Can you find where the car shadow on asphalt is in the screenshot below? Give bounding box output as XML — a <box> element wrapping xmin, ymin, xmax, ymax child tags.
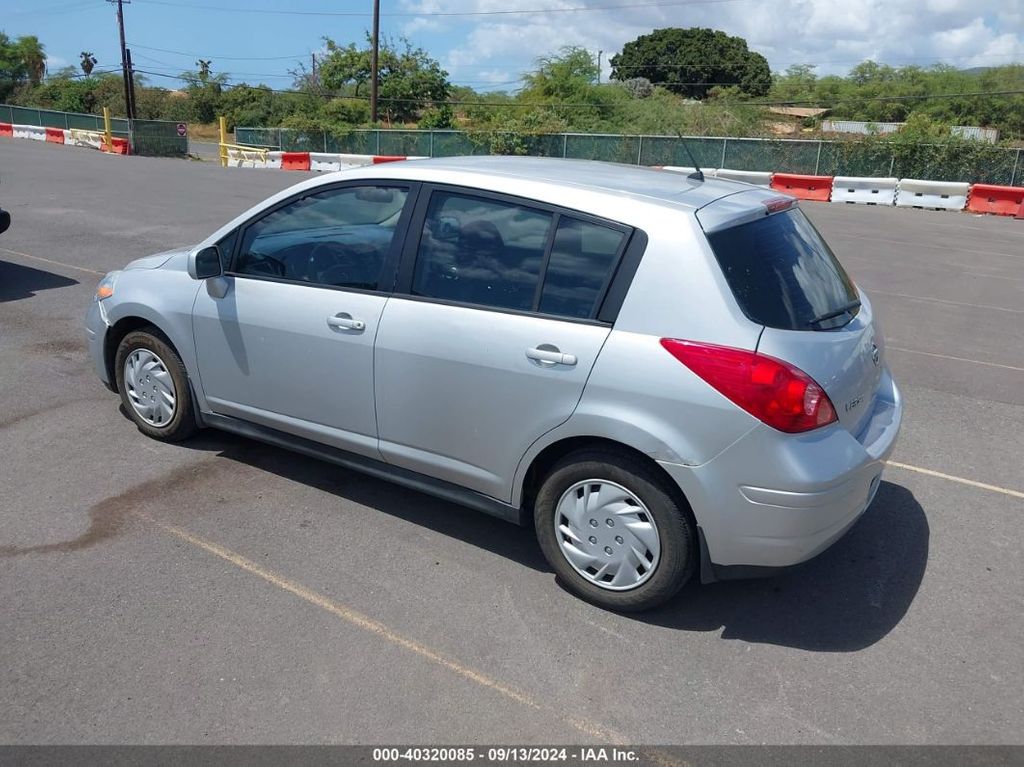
<box><xmin>179</xmin><ymin>429</ymin><xmax>552</xmax><ymax>573</ymax></box>
<box><xmin>175</xmin><ymin>426</ymin><xmax>928</xmax><ymax>652</ymax></box>
<box><xmin>0</xmin><ymin>259</ymin><xmax>79</xmax><ymax>302</ymax></box>
<box><xmin>638</xmin><ymin>481</ymin><xmax>929</xmax><ymax>651</ymax></box>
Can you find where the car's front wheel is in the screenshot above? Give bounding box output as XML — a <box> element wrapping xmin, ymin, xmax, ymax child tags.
<box><xmin>534</xmin><ymin>448</ymin><xmax>696</xmax><ymax>612</ymax></box>
<box><xmin>114</xmin><ymin>327</ymin><xmax>197</xmax><ymax>442</ymax></box>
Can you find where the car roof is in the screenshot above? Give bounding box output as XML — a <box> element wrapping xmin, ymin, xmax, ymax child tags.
<box><xmin>334</xmin><ymin>155</ymin><xmax>754</xmax><ymax>212</ymax></box>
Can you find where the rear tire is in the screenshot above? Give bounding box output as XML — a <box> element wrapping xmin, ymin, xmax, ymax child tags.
<box><xmin>114</xmin><ymin>327</ymin><xmax>197</xmax><ymax>442</ymax></box>
<box><xmin>534</xmin><ymin>447</ymin><xmax>696</xmax><ymax>612</ymax></box>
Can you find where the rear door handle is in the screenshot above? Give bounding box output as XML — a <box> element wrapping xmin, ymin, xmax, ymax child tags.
<box><xmin>326</xmin><ymin>313</ymin><xmax>365</xmax><ymax>332</ymax></box>
<box><xmin>526</xmin><ymin>346</ymin><xmax>577</xmax><ymax>366</ymax></box>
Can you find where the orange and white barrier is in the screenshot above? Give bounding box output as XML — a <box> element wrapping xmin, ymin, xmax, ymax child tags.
<box><xmin>226</xmin><ymin>148</ymin><xmax>424</xmax><ymax>172</ymax></box>
<box><xmin>2</xmin><ymin>122</ymin><xmax>127</xmax><ymax>154</ymax></box>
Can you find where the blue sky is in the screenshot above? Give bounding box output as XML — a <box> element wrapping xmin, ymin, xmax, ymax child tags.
<box><xmin>5</xmin><ymin>0</ymin><xmax>1024</xmax><ymax>92</ymax></box>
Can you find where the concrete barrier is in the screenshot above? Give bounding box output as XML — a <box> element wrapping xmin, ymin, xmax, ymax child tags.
<box><xmin>771</xmin><ymin>173</ymin><xmax>833</xmax><ymax>202</ymax></box>
<box><xmin>226</xmin><ymin>146</ymin><xmax>269</xmax><ymax>168</ymax></box>
<box><xmin>966</xmin><ymin>184</ymin><xmax>1024</xmax><ymax>216</ymax></box>
<box><xmin>658</xmin><ymin>166</ymin><xmax>718</xmax><ymax>177</ymax></box>
<box><xmin>712</xmin><ymin>169</ymin><xmax>772</xmax><ymax>187</ymax></box>
<box><xmin>831</xmin><ymin>176</ymin><xmax>898</xmax><ymax>205</ymax></box>
<box><xmin>281</xmin><ymin>151</ymin><xmax>311</xmax><ymax>171</ymax></box>
<box><xmin>310</xmin><ymin>152</ymin><xmax>342</xmax><ymax>173</ymax></box>
<box><xmin>896</xmin><ymin>179</ymin><xmax>969</xmax><ymax>211</ymax></box>
<box><xmin>13</xmin><ymin>124</ymin><xmax>47</xmax><ymax>141</ymax></box>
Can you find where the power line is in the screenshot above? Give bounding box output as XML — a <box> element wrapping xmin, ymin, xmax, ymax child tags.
<box><xmin>131</xmin><ymin>0</ymin><xmax>748</xmax><ymax>18</ymax></box>
<box><xmin>128</xmin><ymin>43</ymin><xmax>310</xmax><ymax>61</ymax></box>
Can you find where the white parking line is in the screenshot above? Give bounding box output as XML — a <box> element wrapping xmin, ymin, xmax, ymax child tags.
<box><xmin>865</xmin><ymin>289</ymin><xmax>1023</xmax><ymax>315</ymax></box>
<box><xmin>887</xmin><ymin>346</ymin><xmax>1024</xmax><ymax>372</ymax></box>
<box><xmin>887</xmin><ymin>462</ymin><xmax>1024</xmax><ymax>500</ymax></box>
<box><xmin>0</xmin><ymin>246</ymin><xmax>104</xmax><ymax>277</ymax></box>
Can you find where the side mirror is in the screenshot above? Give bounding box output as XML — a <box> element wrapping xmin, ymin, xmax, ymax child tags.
<box><xmin>189</xmin><ymin>245</ymin><xmax>223</xmax><ymax>279</ymax></box>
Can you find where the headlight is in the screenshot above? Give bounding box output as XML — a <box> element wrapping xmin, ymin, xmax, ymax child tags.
<box><xmin>95</xmin><ymin>271</ymin><xmax>120</xmax><ymax>300</ymax></box>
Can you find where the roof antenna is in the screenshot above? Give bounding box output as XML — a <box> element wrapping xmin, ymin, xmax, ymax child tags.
<box><xmin>675</xmin><ymin>132</ymin><xmax>705</xmax><ymax>182</ymax></box>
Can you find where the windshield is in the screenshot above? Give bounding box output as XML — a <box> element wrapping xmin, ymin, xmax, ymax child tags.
<box><xmin>705</xmin><ymin>208</ymin><xmax>859</xmax><ymax>331</ymax></box>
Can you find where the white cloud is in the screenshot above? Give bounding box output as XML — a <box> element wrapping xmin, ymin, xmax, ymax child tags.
<box><xmin>395</xmin><ymin>0</ymin><xmax>1024</xmax><ymax>87</ymax></box>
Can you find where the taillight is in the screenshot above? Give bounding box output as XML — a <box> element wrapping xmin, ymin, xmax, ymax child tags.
<box><xmin>660</xmin><ymin>339</ymin><xmax>837</xmax><ymax>433</ymax></box>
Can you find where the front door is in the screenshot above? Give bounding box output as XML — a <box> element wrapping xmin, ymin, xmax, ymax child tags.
<box><xmin>192</xmin><ymin>182</ymin><xmax>414</xmax><ymax>458</ymax></box>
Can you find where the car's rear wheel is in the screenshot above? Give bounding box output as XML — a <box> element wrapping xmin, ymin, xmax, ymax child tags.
<box><xmin>114</xmin><ymin>328</ymin><xmax>197</xmax><ymax>442</ymax></box>
<box><xmin>534</xmin><ymin>448</ymin><xmax>696</xmax><ymax>612</ymax></box>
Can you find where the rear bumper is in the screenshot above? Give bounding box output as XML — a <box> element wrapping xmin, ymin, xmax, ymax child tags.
<box><xmin>662</xmin><ymin>368</ymin><xmax>902</xmax><ymax>580</ymax></box>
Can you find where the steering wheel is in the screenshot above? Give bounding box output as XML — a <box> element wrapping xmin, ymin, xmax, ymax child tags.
<box><xmin>309</xmin><ymin>241</ymin><xmax>379</xmax><ymax>288</ymax></box>
<box><xmin>241</xmin><ymin>250</ymin><xmax>286</xmax><ymax>277</ymax></box>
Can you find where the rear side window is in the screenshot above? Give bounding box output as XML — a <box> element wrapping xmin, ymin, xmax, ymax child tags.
<box><xmin>539</xmin><ymin>218</ymin><xmax>626</xmax><ymax>319</ymax></box>
<box><xmin>412</xmin><ymin>191</ymin><xmax>553</xmax><ymax>312</ymax></box>
<box><xmin>705</xmin><ymin>208</ymin><xmax>858</xmax><ymax>331</ymax></box>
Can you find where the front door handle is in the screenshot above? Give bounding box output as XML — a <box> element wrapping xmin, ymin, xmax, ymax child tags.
<box><xmin>526</xmin><ymin>346</ymin><xmax>577</xmax><ymax>367</ymax></box>
<box><xmin>326</xmin><ymin>313</ymin><xmax>365</xmax><ymax>332</ymax></box>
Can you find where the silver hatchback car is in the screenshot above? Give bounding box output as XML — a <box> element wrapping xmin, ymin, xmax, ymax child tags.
<box><xmin>87</xmin><ymin>156</ymin><xmax>901</xmax><ymax>611</ymax></box>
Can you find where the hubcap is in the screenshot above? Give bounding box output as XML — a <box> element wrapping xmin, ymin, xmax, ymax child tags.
<box><xmin>553</xmin><ymin>479</ymin><xmax>661</xmax><ymax>591</ymax></box>
<box><xmin>124</xmin><ymin>349</ymin><xmax>176</xmax><ymax>427</ymax></box>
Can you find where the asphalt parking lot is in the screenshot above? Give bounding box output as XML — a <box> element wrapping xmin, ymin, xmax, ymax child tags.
<box><xmin>1</xmin><ymin>138</ymin><xmax>1022</xmax><ymax>745</ymax></box>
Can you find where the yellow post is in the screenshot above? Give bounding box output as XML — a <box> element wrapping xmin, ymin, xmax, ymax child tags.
<box><xmin>102</xmin><ymin>107</ymin><xmax>113</xmax><ymax>152</ymax></box>
<box><xmin>219</xmin><ymin>116</ymin><xmax>228</xmax><ymax>167</ymax></box>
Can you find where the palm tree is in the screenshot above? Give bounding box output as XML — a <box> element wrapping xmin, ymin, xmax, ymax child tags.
<box><xmin>80</xmin><ymin>51</ymin><xmax>97</xmax><ymax>76</ymax></box>
<box><xmin>196</xmin><ymin>59</ymin><xmax>212</xmax><ymax>82</ymax></box>
<box><xmin>16</xmin><ymin>36</ymin><xmax>46</xmax><ymax>85</ymax></box>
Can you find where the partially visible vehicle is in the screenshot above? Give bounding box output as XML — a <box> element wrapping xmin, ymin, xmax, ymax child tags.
<box><xmin>0</xmin><ymin>173</ymin><xmax>9</xmax><ymax>235</ymax></box>
<box><xmin>86</xmin><ymin>157</ymin><xmax>901</xmax><ymax>611</ymax></box>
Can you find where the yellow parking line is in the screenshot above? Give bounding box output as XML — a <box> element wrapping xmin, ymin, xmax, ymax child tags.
<box><xmin>137</xmin><ymin>511</ymin><xmax>629</xmax><ymax>745</ymax></box>
<box><xmin>0</xmin><ymin>246</ymin><xmax>104</xmax><ymax>277</ymax></box>
<box><xmin>887</xmin><ymin>346</ymin><xmax>1024</xmax><ymax>372</ymax></box>
<box><xmin>887</xmin><ymin>461</ymin><xmax>1024</xmax><ymax>500</ymax></box>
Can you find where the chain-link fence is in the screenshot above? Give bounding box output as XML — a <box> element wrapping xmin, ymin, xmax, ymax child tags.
<box><xmin>1</xmin><ymin>104</ymin><xmax>130</xmax><ymax>136</ymax></box>
<box><xmin>235</xmin><ymin>127</ymin><xmax>1024</xmax><ymax>185</ymax></box>
<box><xmin>130</xmin><ymin>119</ymin><xmax>188</xmax><ymax>157</ymax></box>
<box><xmin>1</xmin><ymin>104</ymin><xmax>188</xmax><ymax>157</ymax></box>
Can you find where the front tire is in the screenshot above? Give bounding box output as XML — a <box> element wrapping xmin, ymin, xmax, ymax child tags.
<box><xmin>114</xmin><ymin>327</ymin><xmax>197</xmax><ymax>442</ymax></box>
<box><xmin>534</xmin><ymin>448</ymin><xmax>696</xmax><ymax>612</ymax></box>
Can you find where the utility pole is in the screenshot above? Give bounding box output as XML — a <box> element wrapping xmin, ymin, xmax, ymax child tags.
<box><xmin>370</xmin><ymin>0</ymin><xmax>380</xmax><ymax>123</ymax></box>
<box><xmin>125</xmin><ymin>47</ymin><xmax>137</xmax><ymax>119</ymax></box>
<box><xmin>597</xmin><ymin>50</ymin><xmax>603</xmax><ymax>84</ymax></box>
<box><xmin>108</xmin><ymin>0</ymin><xmax>134</xmax><ymax>119</ymax></box>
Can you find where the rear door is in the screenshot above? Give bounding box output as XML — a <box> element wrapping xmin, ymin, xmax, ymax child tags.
<box><xmin>373</xmin><ymin>187</ymin><xmax>631</xmax><ymax>501</ymax></box>
<box><xmin>700</xmin><ymin>200</ymin><xmax>883</xmax><ymax>435</ymax></box>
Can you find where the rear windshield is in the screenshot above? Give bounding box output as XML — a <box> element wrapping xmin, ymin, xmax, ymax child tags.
<box><xmin>706</xmin><ymin>208</ymin><xmax>858</xmax><ymax>331</ymax></box>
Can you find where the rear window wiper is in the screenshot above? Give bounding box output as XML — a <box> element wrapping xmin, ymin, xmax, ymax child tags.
<box><xmin>807</xmin><ymin>299</ymin><xmax>861</xmax><ymax>328</ymax></box>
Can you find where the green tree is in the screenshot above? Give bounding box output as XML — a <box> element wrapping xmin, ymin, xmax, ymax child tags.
<box><xmin>16</xmin><ymin>35</ymin><xmax>45</xmax><ymax>84</ymax></box>
<box><xmin>180</xmin><ymin>62</ymin><xmax>227</xmax><ymax>123</ymax></box>
<box><xmin>610</xmin><ymin>28</ymin><xmax>771</xmax><ymax>99</ymax></box>
<box><xmin>1</xmin><ymin>31</ymin><xmax>47</xmax><ymax>100</ymax></box>
<box><xmin>319</xmin><ymin>34</ymin><xmax>449</xmax><ymax>124</ymax></box>
<box><xmin>80</xmin><ymin>51</ymin><xmax>97</xmax><ymax>76</ymax></box>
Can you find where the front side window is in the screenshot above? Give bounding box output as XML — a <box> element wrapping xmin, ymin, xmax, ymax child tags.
<box><xmin>235</xmin><ymin>185</ymin><xmax>409</xmax><ymax>291</ymax></box>
<box><xmin>411</xmin><ymin>191</ymin><xmax>553</xmax><ymax>312</ymax></box>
